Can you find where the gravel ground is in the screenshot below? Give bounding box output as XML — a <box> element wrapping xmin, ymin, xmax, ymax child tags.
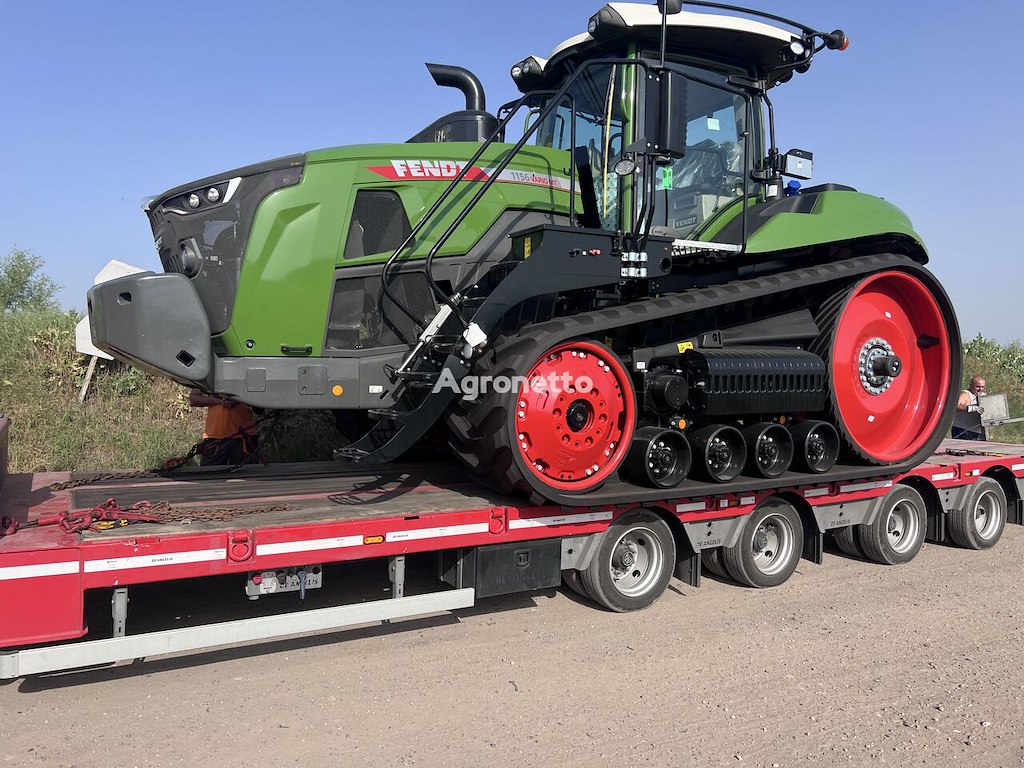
<box><xmin>2</xmin><ymin>527</ymin><xmax>1023</xmax><ymax>767</ymax></box>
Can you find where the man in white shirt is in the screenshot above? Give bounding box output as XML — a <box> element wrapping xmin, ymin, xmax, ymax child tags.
<box><xmin>951</xmin><ymin>376</ymin><xmax>986</xmax><ymax>440</ymax></box>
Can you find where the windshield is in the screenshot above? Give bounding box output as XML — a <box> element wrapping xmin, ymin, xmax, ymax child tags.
<box><xmin>521</xmin><ymin>57</ymin><xmax>753</xmax><ymax>238</ymax></box>
<box><xmin>534</xmin><ymin>61</ymin><xmax>627</xmax><ymax>230</ymax></box>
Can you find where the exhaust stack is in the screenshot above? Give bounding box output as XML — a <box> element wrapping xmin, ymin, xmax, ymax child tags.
<box><xmin>425</xmin><ymin>63</ymin><xmax>486</xmax><ymax>111</ymax></box>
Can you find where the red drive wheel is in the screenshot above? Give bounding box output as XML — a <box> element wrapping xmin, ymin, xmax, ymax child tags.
<box><xmin>814</xmin><ymin>270</ymin><xmax>958</xmax><ymax>464</ymax></box>
<box><xmin>513</xmin><ymin>340</ymin><xmax>636</xmax><ymax>492</ymax></box>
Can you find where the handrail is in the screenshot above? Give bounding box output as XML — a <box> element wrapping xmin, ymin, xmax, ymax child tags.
<box><xmin>382</xmin><ymin>59</ymin><xmax>649</xmax><ymax>332</ymax></box>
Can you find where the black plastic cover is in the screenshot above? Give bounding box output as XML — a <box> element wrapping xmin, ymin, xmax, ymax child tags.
<box><xmin>407</xmin><ymin>110</ymin><xmax>500</xmax><ymax>144</ymax></box>
<box><xmin>684</xmin><ymin>347</ymin><xmax>826</xmax><ymax>416</ymax></box>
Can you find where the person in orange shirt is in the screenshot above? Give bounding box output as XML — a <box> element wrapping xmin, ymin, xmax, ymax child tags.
<box><xmin>188</xmin><ymin>389</ymin><xmax>258</xmax><ymax>466</ymax></box>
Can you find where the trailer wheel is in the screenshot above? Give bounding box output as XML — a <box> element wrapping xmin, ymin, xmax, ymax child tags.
<box><xmin>948</xmin><ymin>477</ymin><xmax>1007</xmax><ymax>550</ymax></box>
<box><xmin>832</xmin><ymin>525</ymin><xmax>862</xmax><ymax>558</ymax></box>
<box><xmin>856</xmin><ymin>485</ymin><xmax>926</xmax><ymax>564</ymax></box>
<box><xmin>721</xmin><ymin>498</ymin><xmax>803</xmax><ymax>588</ymax></box>
<box><xmin>702</xmin><ymin>547</ymin><xmax>729</xmax><ymax>579</ymax></box>
<box><xmin>580</xmin><ymin>510</ymin><xmax>675</xmax><ymax>612</ymax></box>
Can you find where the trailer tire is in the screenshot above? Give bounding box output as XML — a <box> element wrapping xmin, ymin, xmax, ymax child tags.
<box><xmin>580</xmin><ymin>510</ymin><xmax>675</xmax><ymax>612</ymax></box>
<box><xmin>856</xmin><ymin>485</ymin><xmax>926</xmax><ymax>564</ymax></box>
<box><xmin>721</xmin><ymin>498</ymin><xmax>803</xmax><ymax>588</ymax></box>
<box><xmin>832</xmin><ymin>525</ymin><xmax>862</xmax><ymax>558</ymax></box>
<box><xmin>563</xmin><ymin>569</ymin><xmax>592</xmax><ymax>599</ymax></box>
<box><xmin>702</xmin><ymin>547</ymin><xmax>729</xmax><ymax>579</ymax></box>
<box><xmin>948</xmin><ymin>477</ymin><xmax>1007</xmax><ymax>550</ymax></box>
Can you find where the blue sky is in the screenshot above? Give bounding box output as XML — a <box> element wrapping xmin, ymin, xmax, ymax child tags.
<box><xmin>2</xmin><ymin>1</ymin><xmax>1021</xmax><ymax>343</ymax></box>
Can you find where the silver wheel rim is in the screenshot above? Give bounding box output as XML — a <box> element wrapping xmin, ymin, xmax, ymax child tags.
<box><xmin>608</xmin><ymin>526</ymin><xmax>664</xmax><ymax>597</ymax></box>
<box><xmin>886</xmin><ymin>500</ymin><xmax>920</xmax><ymax>553</ymax></box>
<box><xmin>750</xmin><ymin>513</ymin><xmax>796</xmax><ymax>576</ymax></box>
<box><xmin>973</xmin><ymin>489</ymin><xmax>1004</xmax><ymax>540</ymax></box>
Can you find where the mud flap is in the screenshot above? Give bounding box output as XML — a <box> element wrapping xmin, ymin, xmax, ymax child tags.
<box><xmin>674</xmin><ymin>537</ymin><xmax>701</xmax><ymax>588</ymax></box>
<box><xmin>801</xmin><ymin>513</ymin><xmax>824</xmax><ymax>565</ymax></box>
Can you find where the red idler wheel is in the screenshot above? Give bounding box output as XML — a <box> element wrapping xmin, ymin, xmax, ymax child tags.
<box><xmin>514</xmin><ymin>340</ymin><xmax>636</xmax><ymax>492</ymax></box>
<box><xmin>814</xmin><ymin>270</ymin><xmax>957</xmax><ymax>465</ymax></box>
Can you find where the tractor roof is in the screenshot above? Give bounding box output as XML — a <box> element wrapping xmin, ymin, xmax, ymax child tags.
<box><xmin>512</xmin><ymin>2</ymin><xmax>802</xmax><ymax>91</ymax></box>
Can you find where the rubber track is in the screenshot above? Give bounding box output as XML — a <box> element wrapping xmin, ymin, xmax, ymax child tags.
<box><xmin>447</xmin><ymin>253</ymin><xmax>936</xmax><ymax>505</ymax></box>
<box><xmin>809</xmin><ymin>285</ymin><xmax>867</xmax><ymax>460</ymax></box>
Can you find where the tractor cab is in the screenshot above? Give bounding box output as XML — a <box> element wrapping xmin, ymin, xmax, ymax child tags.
<box><xmin>506</xmin><ymin>2</ymin><xmax>843</xmax><ymax>242</ymax></box>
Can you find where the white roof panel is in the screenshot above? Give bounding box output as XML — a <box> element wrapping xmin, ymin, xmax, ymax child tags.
<box><xmin>548</xmin><ymin>4</ymin><xmax>796</xmax><ymax>61</ymax></box>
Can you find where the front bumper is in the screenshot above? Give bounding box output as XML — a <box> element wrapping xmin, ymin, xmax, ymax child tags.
<box><xmin>88</xmin><ymin>272</ymin><xmax>212</xmax><ymax>384</ymax></box>
<box><xmin>88</xmin><ymin>271</ymin><xmax>405</xmax><ymax>408</ymax></box>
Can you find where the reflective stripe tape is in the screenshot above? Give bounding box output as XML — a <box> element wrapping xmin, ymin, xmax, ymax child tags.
<box><xmin>838</xmin><ymin>480</ymin><xmax>893</xmax><ymax>494</ymax></box>
<box><xmin>804</xmin><ymin>488</ymin><xmax>829</xmax><ymax>498</ymax></box>
<box><xmin>509</xmin><ymin>511</ymin><xmax>613</xmax><ymax>529</ymax></box>
<box><xmin>256</xmin><ymin>536</ymin><xmax>363</xmax><ymax>557</ymax></box>
<box><xmin>0</xmin><ymin>561</ymin><xmax>79</xmax><ymax>581</ymax></box>
<box><xmin>1012</xmin><ymin>463</ymin><xmax>1024</xmax><ymax>471</ymax></box>
<box><xmin>84</xmin><ymin>548</ymin><xmax>227</xmax><ymax>573</ymax></box>
<box><xmin>675</xmin><ymin>501</ymin><xmax>706</xmax><ymax>513</ymax></box>
<box><xmin>931</xmin><ymin>472</ymin><xmax>956</xmax><ymax>481</ymax></box>
<box><xmin>385</xmin><ymin>523</ymin><xmax>489</xmax><ymax>543</ymax></box>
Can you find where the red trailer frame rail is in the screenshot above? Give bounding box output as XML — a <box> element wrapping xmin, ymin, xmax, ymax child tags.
<box><xmin>1</xmin><ymin>439</ymin><xmax>1022</xmax><ymax>678</ymax></box>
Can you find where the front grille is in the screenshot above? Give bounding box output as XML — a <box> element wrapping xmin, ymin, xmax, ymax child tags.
<box><xmin>160</xmin><ymin>239</ymin><xmax>184</xmax><ymax>274</ymax></box>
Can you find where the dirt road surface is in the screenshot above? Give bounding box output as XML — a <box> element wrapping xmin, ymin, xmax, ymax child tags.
<box><xmin>2</xmin><ymin>527</ymin><xmax>1023</xmax><ymax>767</ymax></box>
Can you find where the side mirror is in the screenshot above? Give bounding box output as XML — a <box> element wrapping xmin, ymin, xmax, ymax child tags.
<box><xmin>646</xmin><ymin>68</ymin><xmax>688</xmax><ymax>161</ymax></box>
<box><xmin>783</xmin><ymin>149</ymin><xmax>813</xmax><ymax>180</ymax></box>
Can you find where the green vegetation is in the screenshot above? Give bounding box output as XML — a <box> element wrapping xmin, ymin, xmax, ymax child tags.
<box><xmin>0</xmin><ymin>310</ymin><xmax>203</xmax><ymax>472</ymax></box>
<box><xmin>0</xmin><ymin>251</ymin><xmax>344</xmax><ymax>472</ymax></box>
<box><xmin>0</xmin><ymin>310</ymin><xmax>345</xmax><ymax>473</ymax></box>
<box><xmin>0</xmin><ymin>248</ymin><xmax>60</xmax><ymax>312</ymax></box>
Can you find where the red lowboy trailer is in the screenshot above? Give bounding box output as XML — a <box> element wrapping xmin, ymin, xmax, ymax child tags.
<box><xmin>1</xmin><ymin>437</ymin><xmax>1022</xmax><ymax>678</ymax></box>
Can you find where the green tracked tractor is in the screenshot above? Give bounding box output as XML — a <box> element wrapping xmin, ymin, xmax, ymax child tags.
<box><xmin>88</xmin><ymin>1</ymin><xmax>961</xmax><ymax>505</ymax></box>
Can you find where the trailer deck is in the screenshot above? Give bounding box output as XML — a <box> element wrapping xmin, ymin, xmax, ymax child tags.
<box><xmin>2</xmin><ymin>438</ymin><xmax>1023</xmax><ymax>677</ymax></box>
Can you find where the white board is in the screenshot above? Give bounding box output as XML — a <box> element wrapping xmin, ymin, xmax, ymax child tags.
<box><xmin>74</xmin><ymin>260</ymin><xmax>147</xmax><ymax>358</ymax></box>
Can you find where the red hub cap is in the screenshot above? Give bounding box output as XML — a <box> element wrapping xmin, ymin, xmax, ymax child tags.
<box><xmin>514</xmin><ymin>341</ymin><xmax>636</xmax><ymax>491</ymax></box>
<box><xmin>830</xmin><ymin>271</ymin><xmax>952</xmax><ymax>463</ymax></box>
